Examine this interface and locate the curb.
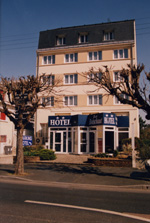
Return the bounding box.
[0,176,150,191]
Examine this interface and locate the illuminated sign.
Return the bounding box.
[48,113,118,127]
[88,113,117,126]
[48,116,71,127]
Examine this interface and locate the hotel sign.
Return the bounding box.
[88,113,117,126]
[48,113,117,127]
[48,116,71,127]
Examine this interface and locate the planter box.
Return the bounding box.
[24,156,40,163]
[88,158,132,167]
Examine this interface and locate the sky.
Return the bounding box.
[0,0,150,121]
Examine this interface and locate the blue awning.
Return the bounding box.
[48,113,119,127]
[117,116,129,127]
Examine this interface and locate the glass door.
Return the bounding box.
[80,132,87,153]
[55,131,63,152]
[105,131,114,153]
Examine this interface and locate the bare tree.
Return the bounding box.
[0,75,60,174]
[85,64,150,120]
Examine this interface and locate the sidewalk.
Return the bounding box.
[0,154,150,189]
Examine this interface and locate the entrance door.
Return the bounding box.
[89,132,95,153]
[105,131,114,153]
[55,131,63,152]
[80,132,87,153]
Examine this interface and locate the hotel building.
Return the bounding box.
[35,20,139,154]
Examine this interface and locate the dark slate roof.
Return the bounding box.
[38,20,135,49]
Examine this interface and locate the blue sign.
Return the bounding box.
[48,113,118,127]
[117,116,129,127]
[23,136,32,146]
[48,116,71,127]
[88,113,117,126]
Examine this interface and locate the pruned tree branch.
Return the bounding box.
[0,74,62,174]
[83,64,150,120]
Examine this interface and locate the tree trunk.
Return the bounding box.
[15,128,24,175]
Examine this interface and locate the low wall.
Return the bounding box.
[0,155,14,164]
[24,156,40,163]
[88,158,132,167]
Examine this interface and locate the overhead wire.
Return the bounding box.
[0,17,150,51]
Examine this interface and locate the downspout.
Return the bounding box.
[34,52,40,143]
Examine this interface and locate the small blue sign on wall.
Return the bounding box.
[23,136,32,146]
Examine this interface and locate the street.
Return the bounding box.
[0,178,150,223]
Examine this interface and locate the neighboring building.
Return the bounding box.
[0,90,16,156]
[35,20,139,154]
[0,89,34,159]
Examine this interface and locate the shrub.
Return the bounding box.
[94,153,108,158]
[120,138,132,155]
[113,150,119,158]
[23,145,45,156]
[136,144,150,160]
[39,149,56,160]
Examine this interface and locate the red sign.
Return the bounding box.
[0,112,6,120]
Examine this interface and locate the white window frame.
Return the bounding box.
[113,49,128,59]
[88,95,102,105]
[113,71,123,82]
[65,53,78,63]
[79,34,88,43]
[104,31,114,41]
[88,72,102,83]
[43,55,55,65]
[64,96,77,106]
[64,74,78,84]
[114,95,129,105]
[42,75,55,85]
[41,96,54,107]
[88,51,102,61]
[56,36,66,45]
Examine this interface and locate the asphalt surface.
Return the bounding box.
[1,181,150,223]
[0,163,150,190]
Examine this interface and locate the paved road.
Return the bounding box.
[0,179,150,223]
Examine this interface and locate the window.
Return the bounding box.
[79,34,88,43]
[64,96,77,106]
[114,49,128,59]
[88,72,102,82]
[43,55,55,64]
[88,95,102,105]
[42,75,55,85]
[42,96,54,106]
[88,51,102,61]
[56,36,66,45]
[113,71,123,82]
[64,74,78,84]
[65,53,78,63]
[104,31,114,41]
[114,95,129,105]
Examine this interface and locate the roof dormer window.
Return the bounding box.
[78,32,88,43]
[103,31,114,41]
[56,35,66,45]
